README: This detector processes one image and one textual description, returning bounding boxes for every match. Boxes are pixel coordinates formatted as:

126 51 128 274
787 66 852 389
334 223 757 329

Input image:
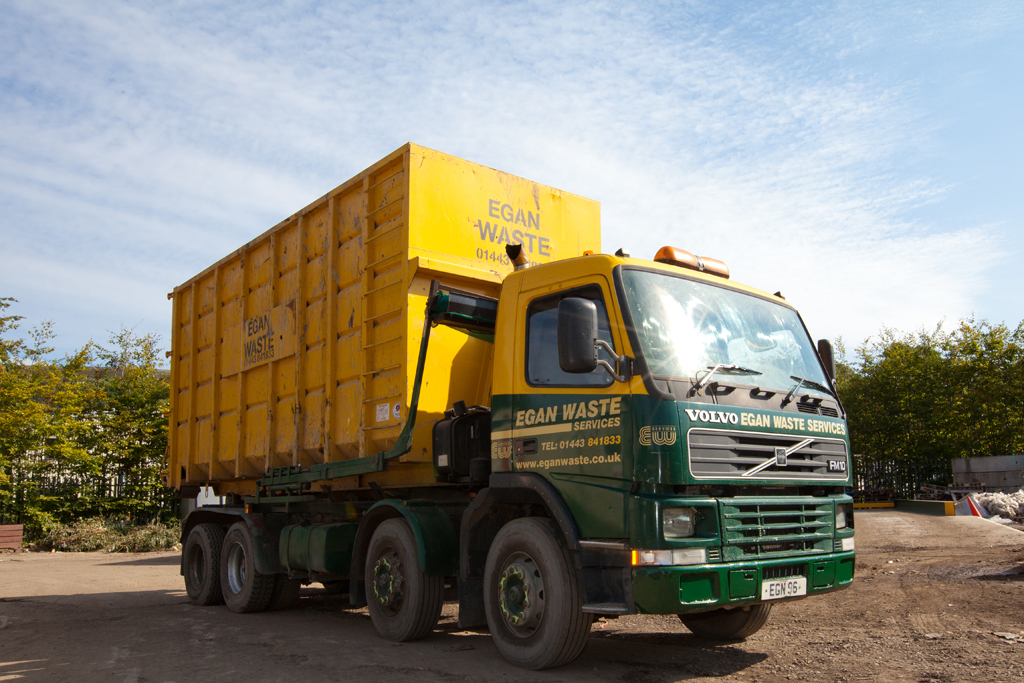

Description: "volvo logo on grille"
743 438 814 477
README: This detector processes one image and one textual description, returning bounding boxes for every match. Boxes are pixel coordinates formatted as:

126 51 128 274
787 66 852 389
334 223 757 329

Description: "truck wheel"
483 518 593 670
679 604 772 639
220 522 274 613
267 575 302 611
183 523 225 606
365 518 444 641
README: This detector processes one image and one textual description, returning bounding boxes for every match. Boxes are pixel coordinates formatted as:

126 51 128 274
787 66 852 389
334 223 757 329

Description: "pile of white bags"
973 489 1024 520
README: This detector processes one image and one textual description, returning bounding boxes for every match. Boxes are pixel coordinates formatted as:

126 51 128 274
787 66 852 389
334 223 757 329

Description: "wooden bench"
0 524 24 550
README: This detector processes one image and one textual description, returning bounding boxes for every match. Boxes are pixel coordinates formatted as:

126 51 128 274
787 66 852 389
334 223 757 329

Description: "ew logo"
639 426 677 446
491 441 512 460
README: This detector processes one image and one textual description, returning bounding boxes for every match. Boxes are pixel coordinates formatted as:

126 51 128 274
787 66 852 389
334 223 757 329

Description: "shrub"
107 521 181 553
33 517 181 552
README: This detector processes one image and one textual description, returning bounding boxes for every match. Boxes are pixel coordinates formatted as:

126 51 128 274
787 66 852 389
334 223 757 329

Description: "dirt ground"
2 510 1023 683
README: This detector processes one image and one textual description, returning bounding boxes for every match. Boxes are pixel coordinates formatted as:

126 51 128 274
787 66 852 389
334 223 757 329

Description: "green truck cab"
468 248 853 663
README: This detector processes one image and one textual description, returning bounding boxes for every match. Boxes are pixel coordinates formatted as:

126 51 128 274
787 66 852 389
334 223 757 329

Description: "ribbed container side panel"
167 143 600 494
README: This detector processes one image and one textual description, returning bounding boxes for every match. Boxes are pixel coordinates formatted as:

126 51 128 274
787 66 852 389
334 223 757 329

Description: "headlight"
663 507 697 538
836 503 853 530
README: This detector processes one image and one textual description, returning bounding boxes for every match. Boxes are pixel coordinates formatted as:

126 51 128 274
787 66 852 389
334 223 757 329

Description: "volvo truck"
166 143 854 670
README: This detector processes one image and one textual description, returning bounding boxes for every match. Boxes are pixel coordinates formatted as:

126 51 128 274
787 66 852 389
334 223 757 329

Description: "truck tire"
483 518 593 670
365 518 444 641
183 523 225 606
267 575 302 611
679 604 772 639
220 522 275 613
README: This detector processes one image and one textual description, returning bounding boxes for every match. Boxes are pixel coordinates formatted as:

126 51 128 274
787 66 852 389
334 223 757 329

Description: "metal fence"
2 453 176 525
852 455 952 500
34 471 171 505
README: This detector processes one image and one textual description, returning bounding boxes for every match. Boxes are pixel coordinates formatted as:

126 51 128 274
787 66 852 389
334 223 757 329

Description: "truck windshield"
620 269 832 395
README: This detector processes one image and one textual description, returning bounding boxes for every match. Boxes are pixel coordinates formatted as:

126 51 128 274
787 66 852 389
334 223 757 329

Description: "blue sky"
1 0 1021 359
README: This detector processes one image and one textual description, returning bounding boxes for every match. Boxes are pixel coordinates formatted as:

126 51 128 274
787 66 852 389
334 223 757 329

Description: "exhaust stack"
505 243 530 271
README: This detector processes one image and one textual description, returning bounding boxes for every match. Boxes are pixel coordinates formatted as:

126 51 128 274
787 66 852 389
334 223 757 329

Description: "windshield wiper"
783 374 836 405
696 364 763 391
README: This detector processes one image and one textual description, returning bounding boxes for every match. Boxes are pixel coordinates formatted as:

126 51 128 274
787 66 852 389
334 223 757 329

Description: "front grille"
720 497 834 561
688 428 848 481
763 563 805 579
760 541 813 553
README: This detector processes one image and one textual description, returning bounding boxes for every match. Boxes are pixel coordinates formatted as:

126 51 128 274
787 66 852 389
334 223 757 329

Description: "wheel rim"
497 551 545 638
188 544 206 587
372 548 404 615
226 542 246 595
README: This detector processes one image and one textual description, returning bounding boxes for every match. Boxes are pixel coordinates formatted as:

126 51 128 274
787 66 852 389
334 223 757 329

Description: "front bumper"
630 551 855 614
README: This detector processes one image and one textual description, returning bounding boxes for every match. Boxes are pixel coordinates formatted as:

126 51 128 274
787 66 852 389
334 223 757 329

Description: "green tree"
840 326 948 464
939 318 1024 459
88 328 173 522
0 298 100 527
838 317 1024 495
0 298 173 530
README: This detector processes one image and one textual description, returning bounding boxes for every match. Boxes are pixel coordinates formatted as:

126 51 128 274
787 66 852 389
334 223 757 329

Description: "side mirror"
557 298 598 373
817 339 836 382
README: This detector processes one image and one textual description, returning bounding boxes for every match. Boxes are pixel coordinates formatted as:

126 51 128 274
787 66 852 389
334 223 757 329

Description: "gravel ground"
1 510 1022 683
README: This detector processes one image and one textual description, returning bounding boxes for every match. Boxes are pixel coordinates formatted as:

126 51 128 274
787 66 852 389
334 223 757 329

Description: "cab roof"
510 252 795 310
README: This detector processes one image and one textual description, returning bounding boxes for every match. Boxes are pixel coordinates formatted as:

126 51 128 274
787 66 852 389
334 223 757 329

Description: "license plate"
761 576 807 600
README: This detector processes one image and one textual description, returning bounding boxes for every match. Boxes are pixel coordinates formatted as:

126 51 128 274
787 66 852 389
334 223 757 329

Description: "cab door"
509 274 632 539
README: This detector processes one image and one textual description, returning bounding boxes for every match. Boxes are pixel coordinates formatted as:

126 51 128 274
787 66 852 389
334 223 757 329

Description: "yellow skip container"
167 144 600 496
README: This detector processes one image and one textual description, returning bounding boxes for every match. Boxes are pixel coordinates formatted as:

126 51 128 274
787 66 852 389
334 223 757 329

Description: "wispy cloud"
1 0 1021 354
